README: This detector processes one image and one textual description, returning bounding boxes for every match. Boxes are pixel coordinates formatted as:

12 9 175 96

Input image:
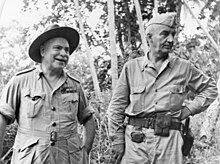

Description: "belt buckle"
149 118 155 129
143 118 153 129
143 118 149 128
50 131 57 145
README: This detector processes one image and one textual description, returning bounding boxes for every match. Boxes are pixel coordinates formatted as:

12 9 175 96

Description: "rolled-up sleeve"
0 76 20 124
186 63 218 115
107 63 130 145
77 85 94 124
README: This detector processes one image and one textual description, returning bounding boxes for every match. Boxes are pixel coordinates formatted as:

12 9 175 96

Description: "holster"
182 118 194 156
154 114 171 137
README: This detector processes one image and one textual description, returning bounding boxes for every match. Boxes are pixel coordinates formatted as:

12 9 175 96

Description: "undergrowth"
2 90 220 164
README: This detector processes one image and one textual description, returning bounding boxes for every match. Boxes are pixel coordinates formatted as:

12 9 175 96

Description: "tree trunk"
133 0 149 56
154 0 158 15
175 0 183 43
108 0 118 91
0 0 6 20
183 0 220 55
74 0 101 99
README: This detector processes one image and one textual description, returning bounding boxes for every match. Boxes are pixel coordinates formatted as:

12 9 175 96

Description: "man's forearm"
0 114 7 158
83 115 96 153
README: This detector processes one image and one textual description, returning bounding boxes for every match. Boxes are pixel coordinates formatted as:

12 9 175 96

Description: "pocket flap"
20 138 39 152
66 93 79 102
156 115 171 128
22 89 45 100
131 86 145 94
31 91 46 100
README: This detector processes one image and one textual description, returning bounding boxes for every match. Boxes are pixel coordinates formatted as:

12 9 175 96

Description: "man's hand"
109 143 125 164
180 106 191 120
82 116 96 154
82 144 91 155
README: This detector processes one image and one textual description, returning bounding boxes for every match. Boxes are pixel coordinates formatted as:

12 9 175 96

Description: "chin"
53 64 66 70
57 62 66 67
161 49 170 54
159 53 169 59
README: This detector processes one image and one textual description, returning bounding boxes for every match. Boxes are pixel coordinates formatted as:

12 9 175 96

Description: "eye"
54 46 62 51
160 31 169 37
171 31 176 37
65 47 70 53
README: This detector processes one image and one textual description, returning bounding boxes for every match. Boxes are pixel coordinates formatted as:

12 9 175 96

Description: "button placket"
153 80 158 103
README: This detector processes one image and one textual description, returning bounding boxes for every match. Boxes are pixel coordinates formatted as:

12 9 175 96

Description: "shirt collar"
35 65 67 80
141 52 175 71
35 65 43 80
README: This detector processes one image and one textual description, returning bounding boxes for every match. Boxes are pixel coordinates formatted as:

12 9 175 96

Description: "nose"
60 48 69 56
167 33 174 43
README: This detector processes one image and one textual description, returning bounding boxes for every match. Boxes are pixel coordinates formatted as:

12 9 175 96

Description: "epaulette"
67 73 80 83
15 67 36 76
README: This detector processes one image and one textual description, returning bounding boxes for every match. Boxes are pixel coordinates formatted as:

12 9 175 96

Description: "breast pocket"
169 85 187 110
61 93 79 113
22 89 45 118
130 86 145 112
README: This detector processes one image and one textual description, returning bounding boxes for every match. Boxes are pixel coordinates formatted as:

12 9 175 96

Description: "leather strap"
128 117 182 131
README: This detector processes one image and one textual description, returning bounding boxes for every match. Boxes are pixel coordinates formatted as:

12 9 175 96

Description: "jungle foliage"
1 0 220 163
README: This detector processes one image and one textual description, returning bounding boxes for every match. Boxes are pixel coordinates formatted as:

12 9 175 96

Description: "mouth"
55 58 67 63
163 45 172 49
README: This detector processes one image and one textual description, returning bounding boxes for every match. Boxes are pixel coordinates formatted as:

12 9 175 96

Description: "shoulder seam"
15 67 36 76
67 73 80 83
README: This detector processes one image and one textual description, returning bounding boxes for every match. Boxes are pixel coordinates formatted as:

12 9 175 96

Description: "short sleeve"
0 76 19 124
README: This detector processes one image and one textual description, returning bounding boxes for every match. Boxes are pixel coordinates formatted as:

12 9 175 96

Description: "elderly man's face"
40 37 70 71
148 25 176 55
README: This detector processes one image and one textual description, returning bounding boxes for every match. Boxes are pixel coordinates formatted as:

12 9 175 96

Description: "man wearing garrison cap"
0 24 96 164
108 12 217 163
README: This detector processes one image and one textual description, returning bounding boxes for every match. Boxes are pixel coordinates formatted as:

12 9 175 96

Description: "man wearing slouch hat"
0 24 95 164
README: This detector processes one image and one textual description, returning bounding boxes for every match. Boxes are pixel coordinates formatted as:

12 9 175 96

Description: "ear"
40 45 44 57
147 33 152 39
146 33 152 45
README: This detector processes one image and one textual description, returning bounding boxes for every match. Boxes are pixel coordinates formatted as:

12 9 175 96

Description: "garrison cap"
145 12 177 30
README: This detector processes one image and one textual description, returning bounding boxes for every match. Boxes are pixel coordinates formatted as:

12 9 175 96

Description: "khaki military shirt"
0 65 93 164
108 54 217 145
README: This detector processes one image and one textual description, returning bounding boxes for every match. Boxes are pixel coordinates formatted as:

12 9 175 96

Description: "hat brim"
29 27 80 63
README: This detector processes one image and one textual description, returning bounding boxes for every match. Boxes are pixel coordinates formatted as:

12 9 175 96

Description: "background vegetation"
1 0 220 163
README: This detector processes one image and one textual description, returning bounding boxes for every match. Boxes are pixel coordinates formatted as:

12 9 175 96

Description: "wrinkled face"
147 25 176 55
40 37 70 71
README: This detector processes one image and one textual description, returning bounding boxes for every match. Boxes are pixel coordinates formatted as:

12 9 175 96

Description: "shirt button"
50 141 55 146
155 89 158 92
52 122 56 127
51 107 56 111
